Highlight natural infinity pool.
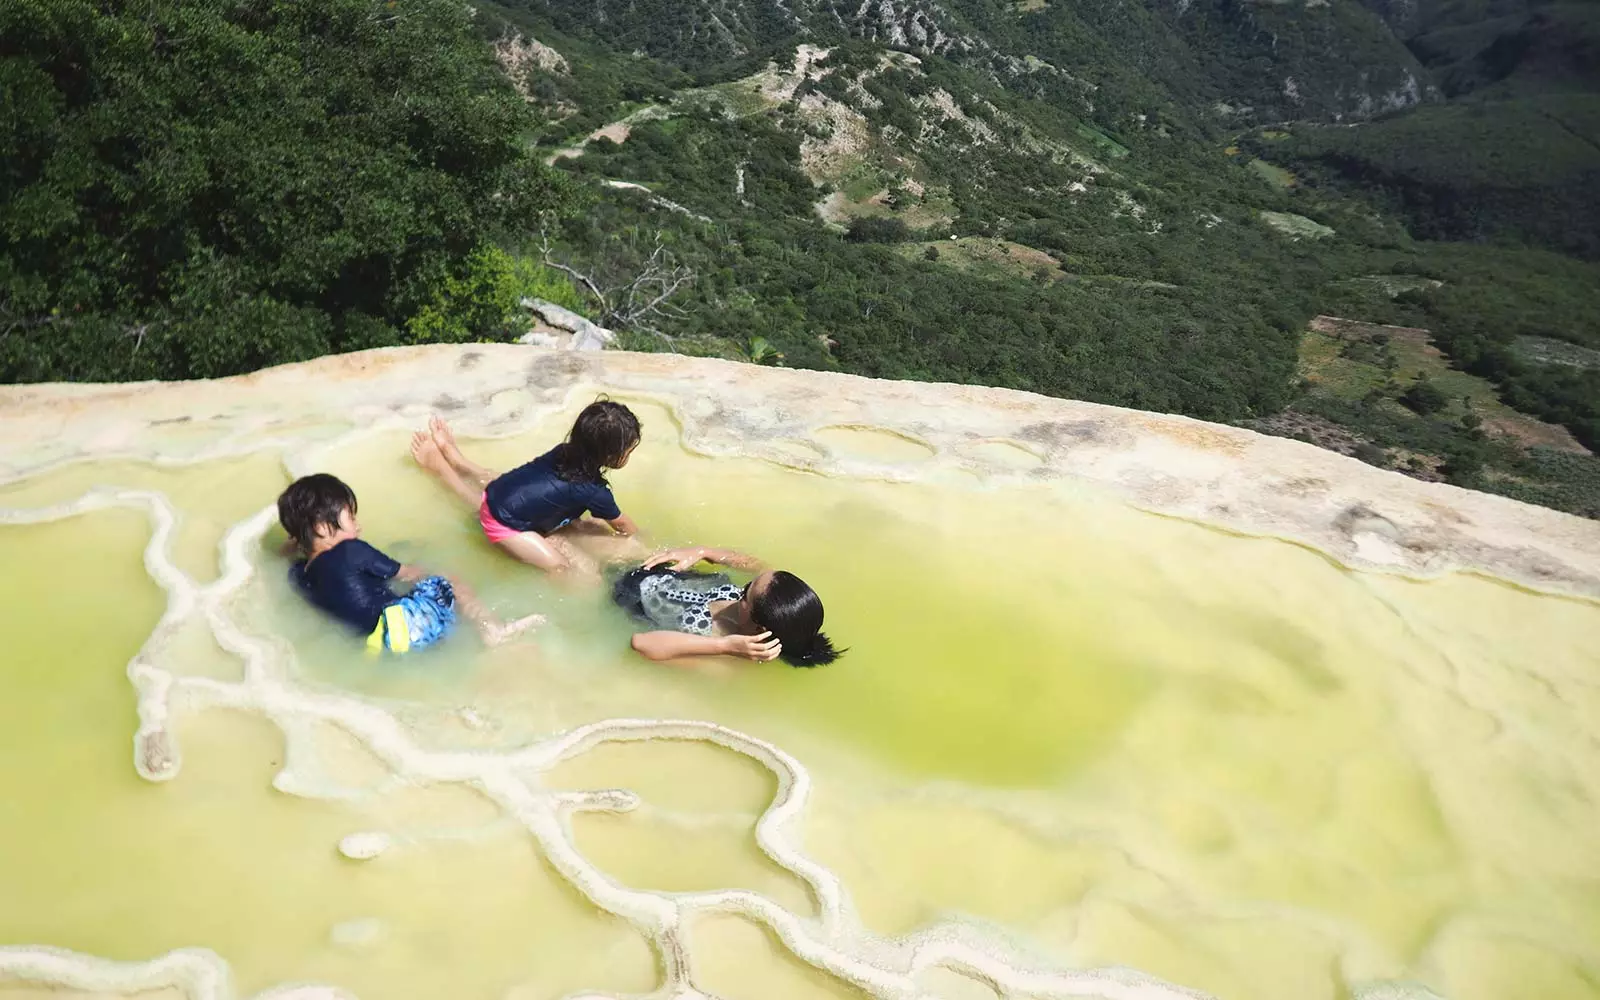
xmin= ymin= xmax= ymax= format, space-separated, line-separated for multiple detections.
xmin=1 ymin=375 xmax=1597 ymax=1000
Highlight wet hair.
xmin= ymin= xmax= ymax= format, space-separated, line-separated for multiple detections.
xmin=751 ymin=571 xmax=844 ymax=668
xmin=277 ymin=473 xmax=357 ymax=552
xmin=553 ymin=397 xmax=642 ymax=485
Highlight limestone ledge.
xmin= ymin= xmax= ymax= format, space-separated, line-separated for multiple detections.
xmin=1 ymin=344 xmax=1594 ymax=596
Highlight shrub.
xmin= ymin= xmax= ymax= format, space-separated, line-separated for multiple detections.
xmin=405 ymin=247 xmax=586 ymax=344
xmin=845 ymin=216 xmax=913 ymax=243
xmin=1353 ymin=442 xmax=1389 ymax=467
xmin=0 ymin=0 xmax=572 ymax=381
xmin=1400 ymin=378 xmax=1448 ymax=414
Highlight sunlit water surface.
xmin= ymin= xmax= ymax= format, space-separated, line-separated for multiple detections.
xmin=1 ymin=400 xmax=1597 ymax=1000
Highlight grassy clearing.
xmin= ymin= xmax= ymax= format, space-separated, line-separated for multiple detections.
xmin=842 ymin=172 xmax=886 ymax=201
xmin=815 ymin=165 xmax=954 ymax=230
xmin=1261 ymin=211 xmax=1334 ymax=240
xmin=901 ymin=237 xmax=1066 ymax=282
xmin=1300 ymin=317 xmax=1588 ymax=453
xmin=1515 ymin=336 xmax=1600 ymax=370
xmin=1074 ymin=123 xmax=1130 ymax=158
xmin=1335 ymin=275 xmax=1443 ymax=299
xmin=1247 ymin=158 xmax=1296 ymax=189
xmin=543 ymin=104 xmax=668 ymax=164
xmin=683 ymin=78 xmax=772 ymax=117
xmin=898 ymin=193 xmax=957 ymax=230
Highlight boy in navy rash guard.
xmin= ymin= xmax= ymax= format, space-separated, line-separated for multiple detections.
xmin=278 ymin=474 xmax=543 ymax=653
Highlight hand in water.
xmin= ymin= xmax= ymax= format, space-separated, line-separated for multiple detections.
xmin=480 ymin=613 xmax=546 ymax=648
xmin=723 ymin=631 xmax=782 ymax=662
xmin=643 ymin=547 xmax=705 ymax=572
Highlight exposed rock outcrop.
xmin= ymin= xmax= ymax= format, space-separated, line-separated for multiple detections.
xmin=516 ymin=300 xmax=616 ymax=351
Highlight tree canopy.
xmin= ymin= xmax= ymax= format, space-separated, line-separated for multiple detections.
xmin=0 ymin=0 xmax=572 ymax=381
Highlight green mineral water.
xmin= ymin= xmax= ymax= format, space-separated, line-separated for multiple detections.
xmin=1 ymin=398 xmax=1596 ymax=1000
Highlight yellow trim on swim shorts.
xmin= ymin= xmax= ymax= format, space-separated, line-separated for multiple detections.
xmin=366 ymin=604 xmax=411 ymax=655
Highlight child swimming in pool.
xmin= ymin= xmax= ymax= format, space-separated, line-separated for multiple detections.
xmin=411 ymin=400 xmax=644 ymax=579
xmin=277 ymin=474 xmax=543 ymax=653
xmin=613 ymin=547 xmax=843 ymax=667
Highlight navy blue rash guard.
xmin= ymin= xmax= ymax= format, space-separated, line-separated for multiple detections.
xmin=290 ymin=538 xmax=401 ymax=633
xmin=483 ymin=448 xmax=621 ymax=534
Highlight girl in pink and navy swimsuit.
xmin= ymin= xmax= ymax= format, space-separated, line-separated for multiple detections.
xmin=411 ymin=399 xmax=643 ymax=578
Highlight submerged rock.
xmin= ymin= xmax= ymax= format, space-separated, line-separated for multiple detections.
xmin=337 ymin=831 xmax=393 ymax=861
xmin=329 ymin=918 xmax=386 ymax=949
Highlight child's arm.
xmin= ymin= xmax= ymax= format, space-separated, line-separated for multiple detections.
xmin=644 ymin=546 xmax=766 ymax=572
xmin=585 ymin=484 xmax=637 ymax=536
xmin=605 ymin=513 xmax=641 ymax=536
xmin=630 ymin=630 xmax=781 ymax=662
xmin=393 ymin=563 xmax=429 ymax=583
xmin=277 ymin=538 xmax=300 ymax=558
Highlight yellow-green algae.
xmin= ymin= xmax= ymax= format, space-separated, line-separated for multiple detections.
xmin=0 ymin=363 xmax=1597 ymax=1000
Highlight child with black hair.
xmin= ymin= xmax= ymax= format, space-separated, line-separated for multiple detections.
xmin=277 ymin=474 xmax=543 ymax=653
xmin=613 ymin=546 xmax=843 ymax=668
xmin=411 ymin=399 xmax=644 ymax=578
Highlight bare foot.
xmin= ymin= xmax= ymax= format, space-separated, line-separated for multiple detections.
xmin=430 ymin=416 xmax=468 ymax=468
xmin=410 ymin=431 xmax=449 ymax=474
xmin=480 ymin=612 xmax=547 ymax=647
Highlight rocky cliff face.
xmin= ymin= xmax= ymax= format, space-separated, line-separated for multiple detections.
xmin=514 ymin=0 xmax=1600 ymax=128
xmin=518 ymin=0 xmax=1431 ymax=122
xmin=1142 ymin=0 xmax=1433 ymax=121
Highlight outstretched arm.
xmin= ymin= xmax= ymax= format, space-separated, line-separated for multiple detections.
xmin=644 ymin=546 xmax=766 ymax=572
xmin=604 ymin=513 xmax=641 ymax=537
xmin=631 ymin=630 xmax=781 ymax=662
xmin=394 ymin=563 xmax=429 ymax=583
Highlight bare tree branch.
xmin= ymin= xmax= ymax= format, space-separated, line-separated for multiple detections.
xmin=538 ymin=233 xmax=610 ymax=311
xmin=538 ymin=230 xmax=696 ymax=342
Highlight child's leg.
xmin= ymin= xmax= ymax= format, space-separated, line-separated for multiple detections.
xmin=430 ymin=417 xmax=497 ymax=490
xmin=411 ymin=433 xmax=483 ymax=509
xmin=554 ymin=522 xmax=648 ymax=566
xmin=496 ymin=532 xmax=603 ymax=583
xmin=447 ymin=576 xmax=545 ymax=647
xmin=414 ymin=428 xmax=601 ymax=584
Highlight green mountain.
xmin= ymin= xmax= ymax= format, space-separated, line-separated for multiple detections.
xmin=488 ymin=0 xmax=1600 ymax=514
xmin=1362 ymin=0 xmax=1600 ymax=97
xmin=1276 ymin=0 xmax=1600 ymax=257
xmin=509 ymin=0 xmax=1431 ymax=122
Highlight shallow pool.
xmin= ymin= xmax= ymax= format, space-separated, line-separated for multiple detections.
xmin=1 ymin=390 xmax=1597 ymax=1000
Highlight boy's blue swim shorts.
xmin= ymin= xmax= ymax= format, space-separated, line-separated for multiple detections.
xmin=366 ymin=576 xmax=456 ymax=654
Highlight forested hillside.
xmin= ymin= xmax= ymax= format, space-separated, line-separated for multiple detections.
xmin=2 ymin=0 xmax=1596 ymax=516
xmin=1280 ymin=0 xmax=1600 ymax=257
xmin=0 ymin=0 xmax=573 ymax=380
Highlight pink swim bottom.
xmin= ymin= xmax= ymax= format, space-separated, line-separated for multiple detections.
xmin=478 ymin=497 xmax=522 ymax=544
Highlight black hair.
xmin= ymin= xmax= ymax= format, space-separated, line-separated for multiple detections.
xmin=751 ymin=571 xmax=844 ymax=668
xmin=553 ymin=397 xmax=642 ymax=485
xmin=277 ymin=473 xmax=357 ymax=552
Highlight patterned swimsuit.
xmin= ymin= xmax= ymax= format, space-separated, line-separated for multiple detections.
xmin=612 ymin=567 xmax=743 ymax=635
